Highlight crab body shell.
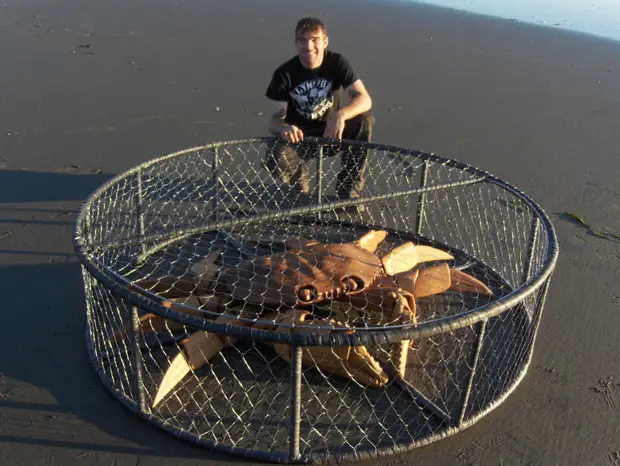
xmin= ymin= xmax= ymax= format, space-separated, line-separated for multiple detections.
xmin=218 ymin=237 xmax=388 ymax=310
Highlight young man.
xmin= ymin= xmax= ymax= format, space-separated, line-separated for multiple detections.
xmin=263 ymin=17 xmax=375 ymax=203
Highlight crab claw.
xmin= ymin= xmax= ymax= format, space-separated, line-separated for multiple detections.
xmin=381 ymin=243 xmax=454 ymax=276
xmin=398 ymin=264 xmax=453 ymax=298
xmin=394 ymin=263 xmax=493 ymax=298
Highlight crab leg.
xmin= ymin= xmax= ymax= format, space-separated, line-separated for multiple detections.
xmin=131 ymin=249 xmax=221 ymax=299
xmin=152 ymin=309 xmax=279 ymax=408
xmin=110 ymin=251 xmax=224 ymax=344
xmin=152 ymin=326 xmax=225 ymax=407
xmin=109 ymin=312 xmax=184 ymax=345
xmin=326 ymin=289 xmax=416 ymax=380
xmin=386 ymin=292 xmax=416 ymax=378
xmin=355 ymin=230 xmax=388 ymax=253
xmin=189 ymin=249 xmax=222 ymax=279
xmin=449 ymin=268 xmax=493 ymax=295
xmin=108 ymin=294 xmax=223 ymax=344
xmin=272 ymin=309 xmax=390 ymax=388
xmin=272 ymin=310 xmax=352 ymax=372
xmin=342 ymin=288 xmax=416 ymax=380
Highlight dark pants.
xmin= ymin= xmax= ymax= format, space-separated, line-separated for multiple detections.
xmin=263 ymin=113 xmax=375 ymax=198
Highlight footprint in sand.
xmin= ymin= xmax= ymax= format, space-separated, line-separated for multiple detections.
xmin=591 ymin=376 xmax=620 ymax=410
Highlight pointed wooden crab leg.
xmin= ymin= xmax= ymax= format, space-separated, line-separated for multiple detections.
xmin=385 ymin=291 xmax=416 ymax=378
xmin=272 ymin=310 xmax=389 ymax=388
xmin=108 ymin=294 xmax=223 ymax=344
xmin=129 ymin=275 xmax=207 ymax=299
xmin=449 ymin=268 xmax=493 ymax=296
xmin=152 ymin=309 xmax=280 ymax=408
xmin=334 ymin=288 xmax=416 ymax=381
xmin=152 ymin=326 xmax=225 ymax=408
xmin=189 ymin=249 xmax=223 ymax=284
xmin=355 ymin=229 xmax=388 ymax=253
xmin=271 ymin=310 xmax=353 ymax=373
xmin=109 ymin=250 xmax=226 ymax=345
xmin=131 ymin=249 xmax=222 ymax=300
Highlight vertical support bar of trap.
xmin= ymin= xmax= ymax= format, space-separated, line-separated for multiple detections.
xmin=212 ymin=146 xmax=220 ymax=223
xmin=522 ymin=217 xmax=540 ymax=285
xmin=136 ymin=168 xmax=146 ymax=256
xmin=131 ymin=305 xmax=146 ymax=413
xmin=524 ymin=275 xmax=553 ymax=366
xmin=84 ymin=207 xmax=94 ymax=253
xmin=458 ymin=318 xmax=487 ymax=427
xmin=316 ymin=146 xmax=324 ymax=221
xmin=415 ymin=160 xmax=429 ymax=236
xmin=289 ymin=344 xmax=303 ymax=461
xmin=521 ymin=217 xmax=540 ymax=322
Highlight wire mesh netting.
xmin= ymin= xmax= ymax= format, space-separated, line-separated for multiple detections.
xmin=73 ymin=137 xmax=558 ymax=463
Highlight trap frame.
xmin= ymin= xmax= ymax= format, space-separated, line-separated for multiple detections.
xmin=73 ymin=136 xmax=558 ymax=464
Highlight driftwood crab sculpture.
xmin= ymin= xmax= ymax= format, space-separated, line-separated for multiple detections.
xmin=110 ymin=230 xmax=493 ymax=408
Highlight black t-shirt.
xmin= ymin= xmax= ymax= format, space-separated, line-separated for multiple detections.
xmin=265 ymin=50 xmax=359 ymax=134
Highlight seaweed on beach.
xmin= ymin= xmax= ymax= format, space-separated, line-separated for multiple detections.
xmin=560 ymin=211 xmax=620 ymax=243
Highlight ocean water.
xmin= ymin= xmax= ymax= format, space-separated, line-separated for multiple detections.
xmin=403 ymin=0 xmax=620 ymax=43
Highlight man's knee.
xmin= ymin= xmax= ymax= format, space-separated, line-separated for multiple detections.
xmin=263 ymin=140 xmax=290 ymax=174
xmin=359 ymin=113 xmax=375 ymax=141
xmin=262 ymin=141 xmax=311 ymax=192
xmin=357 ymin=112 xmax=375 ymax=132
xmin=345 ymin=112 xmax=375 ymax=142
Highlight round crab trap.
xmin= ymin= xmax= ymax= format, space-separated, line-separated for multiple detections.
xmin=73 ymin=136 xmax=558 ymax=464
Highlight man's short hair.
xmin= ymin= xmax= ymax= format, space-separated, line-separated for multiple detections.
xmin=294 ymin=17 xmax=327 ymax=38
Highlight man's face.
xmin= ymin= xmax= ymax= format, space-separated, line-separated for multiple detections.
xmin=295 ymin=29 xmax=328 ymax=69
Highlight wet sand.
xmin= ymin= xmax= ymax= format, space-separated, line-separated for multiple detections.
xmin=1 ymin=0 xmax=619 ymax=464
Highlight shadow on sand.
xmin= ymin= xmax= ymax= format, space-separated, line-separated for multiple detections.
xmin=0 ymin=169 xmax=117 ymax=204
xmin=0 ymin=169 xmax=238 ymax=461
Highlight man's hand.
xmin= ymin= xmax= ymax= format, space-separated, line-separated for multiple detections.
xmin=323 ymin=111 xmax=346 ymax=140
xmin=280 ymin=124 xmax=304 ymax=143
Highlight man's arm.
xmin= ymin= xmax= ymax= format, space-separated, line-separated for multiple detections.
xmin=338 ymin=79 xmax=372 ymax=121
xmin=268 ymin=100 xmax=304 ymax=142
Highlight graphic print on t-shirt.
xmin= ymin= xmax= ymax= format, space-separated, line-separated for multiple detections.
xmin=289 ymin=78 xmax=333 ymax=121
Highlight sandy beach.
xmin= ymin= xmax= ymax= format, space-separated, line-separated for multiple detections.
xmin=1 ymin=0 xmax=619 ymax=464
